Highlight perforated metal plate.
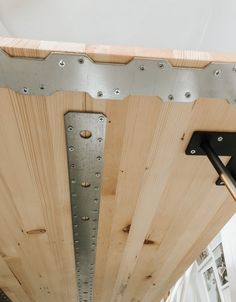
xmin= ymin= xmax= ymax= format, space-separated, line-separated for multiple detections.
xmin=0 ymin=289 xmax=12 ymax=302
xmin=1 ymin=49 xmax=236 ymax=102
xmin=64 ymin=112 xmax=106 ymax=302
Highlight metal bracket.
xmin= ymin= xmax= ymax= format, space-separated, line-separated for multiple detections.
xmin=64 ymin=112 xmax=106 ymax=302
xmin=0 ymin=289 xmax=12 ymax=302
xmin=1 ymin=49 xmax=236 ymax=102
xmin=186 ymin=131 xmax=236 ymax=201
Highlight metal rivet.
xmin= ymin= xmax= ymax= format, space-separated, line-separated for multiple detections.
xmin=40 ymin=84 xmax=45 ymax=90
xmin=78 ymin=58 xmax=84 ymax=64
xmin=97 ymin=91 xmax=103 ymax=97
xmin=59 ymin=59 xmax=66 ymax=67
xmin=139 ymin=65 xmax=145 ymax=71
xmin=68 ymin=126 xmax=73 ymax=131
xmin=158 ymin=62 xmax=165 ymax=69
xmin=81 ymin=216 xmax=90 ymax=221
xmin=185 ymin=92 xmax=191 ymax=98
xmin=114 ymin=88 xmax=120 ymax=95
xmin=97 ymin=156 xmax=102 ymax=160
xmin=214 ymin=69 xmax=222 ymax=77
xmin=190 ymin=149 xmax=196 ymax=154
xmin=97 ymin=138 xmax=103 ymax=142
xmin=71 ymin=179 xmax=76 ymax=184
xmin=168 ymin=94 xmax=174 ymax=101
xmin=217 ymin=136 xmax=223 ymax=142
xmin=95 ymin=172 xmax=101 ymax=177
xmin=69 ymin=146 xmax=74 ymax=151
xmin=22 ymin=87 xmax=29 ymax=94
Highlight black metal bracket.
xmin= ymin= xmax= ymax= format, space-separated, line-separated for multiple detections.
xmin=186 ymin=131 xmax=236 ymax=185
xmin=0 ymin=289 xmax=12 ymax=302
xmin=186 ymin=131 xmax=236 ymax=202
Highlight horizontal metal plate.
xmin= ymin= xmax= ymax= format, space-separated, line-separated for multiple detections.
xmin=0 ymin=289 xmax=12 ymax=302
xmin=1 ymin=50 xmax=236 ymax=102
xmin=64 ymin=112 xmax=106 ymax=302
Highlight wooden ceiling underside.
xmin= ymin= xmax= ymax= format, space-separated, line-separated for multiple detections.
xmin=0 ymin=37 xmax=236 ymax=302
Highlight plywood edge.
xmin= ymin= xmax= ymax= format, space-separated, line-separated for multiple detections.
xmin=1 ymin=36 xmax=236 ymax=66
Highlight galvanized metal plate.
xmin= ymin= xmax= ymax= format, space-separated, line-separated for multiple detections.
xmin=1 ymin=49 xmax=236 ymax=102
xmin=64 ymin=112 xmax=106 ymax=302
xmin=0 ymin=289 xmax=12 ymax=302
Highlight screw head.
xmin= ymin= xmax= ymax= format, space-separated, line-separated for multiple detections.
xmin=185 ymin=92 xmax=191 ymax=98
xmin=214 ymin=69 xmax=222 ymax=77
xmin=158 ymin=62 xmax=165 ymax=69
xmin=95 ymin=172 xmax=101 ymax=177
xmin=190 ymin=149 xmax=196 ymax=154
xmin=217 ymin=136 xmax=223 ymax=142
xmin=98 ymin=116 xmax=104 ymax=122
xmin=168 ymin=94 xmax=174 ymax=101
xmin=78 ymin=58 xmax=84 ymax=64
xmin=97 ymin=91 xmax=103 ymax=97
xmin=22 ymin=87 xmax=29 ymax=94
xmin=139 ymin=65 xmax=145 ymax=71
xmin=114 ymin=88 xmax=120 ymax=95
xmin=97 ymin=137 xmax=103 ymax=142
xmin=59 ymin=59 xmax=66 ymax=67
xmin=68 ymin=126 xmax=73 ymax=131
xmin=97 ymin=156 xmax=102 ymax=160
xmin=69 ymin=146 xmax=74 ymax=151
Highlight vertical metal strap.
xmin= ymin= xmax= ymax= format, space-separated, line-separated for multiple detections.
xmin=64 ymin=112 xmax=107 ymax=302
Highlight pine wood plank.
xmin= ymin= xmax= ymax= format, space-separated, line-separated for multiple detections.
xmin=0 ymin=37 xmax=236 ymax=302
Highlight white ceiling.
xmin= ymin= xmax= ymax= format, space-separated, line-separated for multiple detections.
xmin=0 ymin=0 xmax=235 ymax=53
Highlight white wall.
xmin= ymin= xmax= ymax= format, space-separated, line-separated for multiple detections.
xmin=0 ymin=0 xmax=236 ymax=52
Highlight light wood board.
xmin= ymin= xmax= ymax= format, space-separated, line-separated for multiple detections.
xmin=0 ymin=37 xmax=236 ymax=302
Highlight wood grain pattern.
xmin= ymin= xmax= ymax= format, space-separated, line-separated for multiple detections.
xmin=0 ymin=37 xmax=236 ymax=302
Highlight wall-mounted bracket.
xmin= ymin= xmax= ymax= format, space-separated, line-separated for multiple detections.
xmin=0 ymin=289 xmax=12 ymax=302
xmin=1 ymin=49 xmax=236 ymax=102
xmin=186 ymin=131 xmax=236 ymax=201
